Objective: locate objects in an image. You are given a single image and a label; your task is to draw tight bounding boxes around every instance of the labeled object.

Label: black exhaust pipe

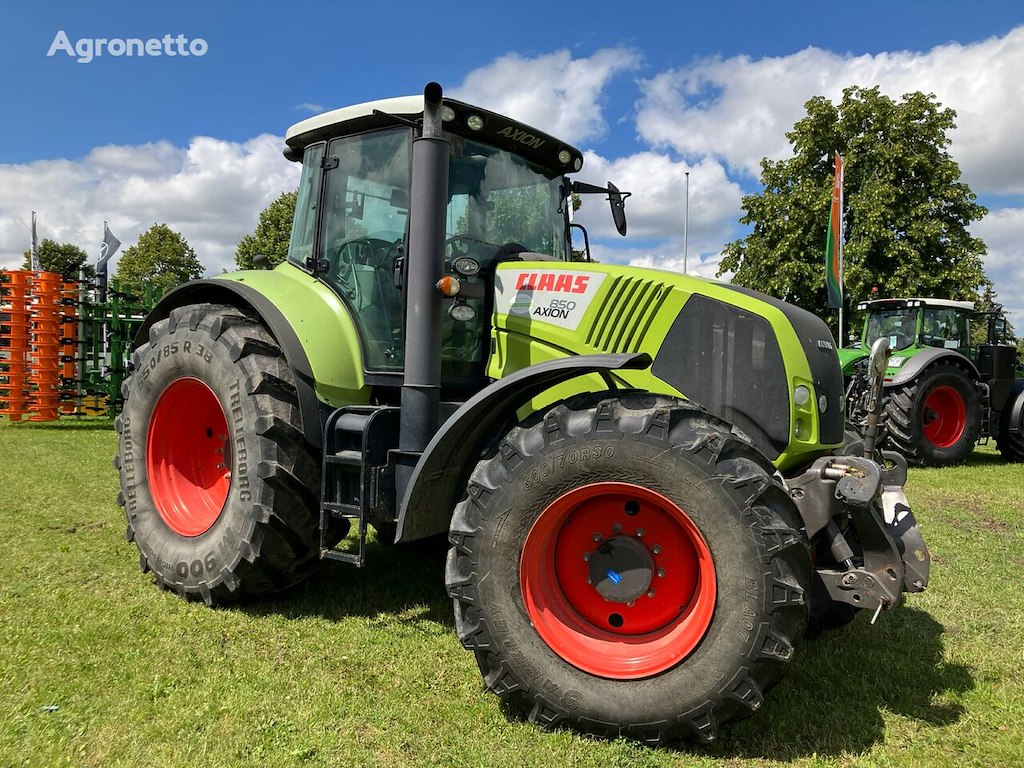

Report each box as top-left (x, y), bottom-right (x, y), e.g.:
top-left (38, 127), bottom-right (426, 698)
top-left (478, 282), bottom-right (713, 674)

top-left (397, 82), bottom-right (449, 499)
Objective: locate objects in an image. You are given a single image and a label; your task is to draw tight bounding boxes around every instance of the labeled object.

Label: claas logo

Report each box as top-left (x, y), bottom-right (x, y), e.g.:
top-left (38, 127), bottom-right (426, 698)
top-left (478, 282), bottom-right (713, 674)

top-left (515, 272), bottom-right (590, 294)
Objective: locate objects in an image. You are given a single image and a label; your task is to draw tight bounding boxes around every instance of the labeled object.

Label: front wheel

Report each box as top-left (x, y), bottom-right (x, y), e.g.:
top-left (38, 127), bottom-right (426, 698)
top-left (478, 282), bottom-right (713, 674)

top-left (445, 394), bottom-right (810, 744)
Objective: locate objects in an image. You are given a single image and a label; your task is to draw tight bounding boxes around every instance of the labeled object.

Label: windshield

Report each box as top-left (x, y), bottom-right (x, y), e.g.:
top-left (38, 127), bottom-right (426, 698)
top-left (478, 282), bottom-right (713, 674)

top-left (865, 308), bottom-right (917, 351)
top-left (445, 135), bottom-right (568, 262)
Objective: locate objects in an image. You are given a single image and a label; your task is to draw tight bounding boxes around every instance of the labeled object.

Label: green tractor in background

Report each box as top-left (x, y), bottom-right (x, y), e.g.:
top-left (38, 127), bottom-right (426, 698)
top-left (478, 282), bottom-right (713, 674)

top-left (116, 84), bottom-right (930, 744)
top-left (840, 297), bottom-right (1024, 466)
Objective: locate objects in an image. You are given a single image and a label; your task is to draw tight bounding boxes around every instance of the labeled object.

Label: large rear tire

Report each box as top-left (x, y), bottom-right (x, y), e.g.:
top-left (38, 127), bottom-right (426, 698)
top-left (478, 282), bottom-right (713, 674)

top-left (445, 394), bottom-right (810, 744)
top-left (883, 363), bottom-right (980, 466)
top-left (115, 304), bottom-right (341, 604)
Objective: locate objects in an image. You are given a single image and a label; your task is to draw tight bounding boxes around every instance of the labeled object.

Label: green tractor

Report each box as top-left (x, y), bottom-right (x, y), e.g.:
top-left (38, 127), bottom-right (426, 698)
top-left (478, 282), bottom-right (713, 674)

top-left (840, 297), bottom-right (1024, 466)
top-left (116, 84), bottom-right (930, 744)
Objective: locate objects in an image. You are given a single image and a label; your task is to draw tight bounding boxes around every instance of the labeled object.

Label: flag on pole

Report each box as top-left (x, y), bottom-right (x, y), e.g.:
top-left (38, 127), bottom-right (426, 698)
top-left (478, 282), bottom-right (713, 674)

top-left (99, 223), bottom-right (121, 266)
top-left (825, 152), bottom-right (844, 309)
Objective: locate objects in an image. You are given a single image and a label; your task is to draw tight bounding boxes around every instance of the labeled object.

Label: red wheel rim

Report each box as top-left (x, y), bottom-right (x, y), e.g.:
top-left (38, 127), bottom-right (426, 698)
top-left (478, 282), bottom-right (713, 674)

top-left (921, 385), bottom-right (967, 448)
top-left (520, 482), bottom-right (716, 680)
top-left (146, 377), bottom-right (231, 537)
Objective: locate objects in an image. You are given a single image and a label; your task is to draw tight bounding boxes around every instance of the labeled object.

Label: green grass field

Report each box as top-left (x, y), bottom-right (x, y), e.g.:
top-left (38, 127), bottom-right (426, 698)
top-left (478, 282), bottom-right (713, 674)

top-left (1, 417), bottom-right (1022, 767)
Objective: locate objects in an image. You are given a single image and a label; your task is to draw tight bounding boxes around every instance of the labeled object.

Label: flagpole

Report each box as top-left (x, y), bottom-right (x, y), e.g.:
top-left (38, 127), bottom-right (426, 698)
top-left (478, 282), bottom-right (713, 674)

top-left (683, 171), bottom-right (690, 273)
top-left (838, 163), bottom-right (844, 345)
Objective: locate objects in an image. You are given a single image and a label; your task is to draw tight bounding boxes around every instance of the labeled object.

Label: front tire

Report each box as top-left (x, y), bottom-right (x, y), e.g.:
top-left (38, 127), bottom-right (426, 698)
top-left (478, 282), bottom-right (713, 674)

top-left (884, 363), bottom-right (980, 466)
top-left (997, 381), bottom-right (1024, 462)
top-left (445, 394), bottom-right (810, 744)
top-left (115, 304), bottom-right (340, 604)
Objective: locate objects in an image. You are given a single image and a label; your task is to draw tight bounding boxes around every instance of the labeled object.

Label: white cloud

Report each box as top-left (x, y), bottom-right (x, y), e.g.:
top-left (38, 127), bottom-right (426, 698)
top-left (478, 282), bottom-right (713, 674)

top-left (635, 27), bottom-right (1024, 194)
top-left (0, 135), bottom-right (298, 275)
top-left (575, 150), bottom-right (742, 247)
top-left (454, 47), bottom-right (642, 144)
top-left (972, 208), bottom-right (1024, 331)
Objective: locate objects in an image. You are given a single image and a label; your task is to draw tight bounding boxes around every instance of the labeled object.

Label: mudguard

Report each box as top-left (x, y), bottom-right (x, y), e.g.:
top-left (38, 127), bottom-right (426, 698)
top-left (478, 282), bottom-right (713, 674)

top-left (133, 279), bottom-right (324, 448)
top-left (395, 352), bottom-right (653, 542)
top-left (887, 347), bottom-right (978, 387)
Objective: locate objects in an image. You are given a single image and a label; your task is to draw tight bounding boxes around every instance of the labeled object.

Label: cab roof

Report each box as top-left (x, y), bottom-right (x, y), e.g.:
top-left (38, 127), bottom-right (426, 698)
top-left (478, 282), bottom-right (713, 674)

top-left (856, 297), bottom-right (975, 312)
top-left (284, 95), bottom-right (584, 179)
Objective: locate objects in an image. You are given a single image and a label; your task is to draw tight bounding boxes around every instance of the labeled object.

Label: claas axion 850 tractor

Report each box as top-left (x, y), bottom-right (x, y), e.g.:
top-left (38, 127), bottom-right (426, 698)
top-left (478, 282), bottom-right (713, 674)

top-left (116, 84), bottom-right (930, 744)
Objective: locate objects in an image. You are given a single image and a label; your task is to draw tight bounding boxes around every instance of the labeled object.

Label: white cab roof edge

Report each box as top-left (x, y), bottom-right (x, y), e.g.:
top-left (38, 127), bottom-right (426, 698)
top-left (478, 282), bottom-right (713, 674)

top-left (285, 96), bottom-right (423, 142)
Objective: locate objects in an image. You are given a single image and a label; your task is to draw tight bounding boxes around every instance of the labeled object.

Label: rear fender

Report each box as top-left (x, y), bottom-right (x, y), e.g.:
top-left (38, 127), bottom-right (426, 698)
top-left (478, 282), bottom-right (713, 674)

top-left (135, 279), bottom-right (327, 448)
top-left (395, 352), bottom-right (652, 542)
top-left (886, 348), bottom-right (978, 387)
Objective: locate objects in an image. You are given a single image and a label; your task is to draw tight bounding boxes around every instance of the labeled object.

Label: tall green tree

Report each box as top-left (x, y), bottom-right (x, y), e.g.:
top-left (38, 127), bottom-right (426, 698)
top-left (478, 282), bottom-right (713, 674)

top-left (21, 239), bottom-right (94, 278)
top-left (235, 190), bottom-right (297, 269)
top-left (115, 224), bottom-right (203, 297)
top-left (719, 86), bottom-right (988, 329)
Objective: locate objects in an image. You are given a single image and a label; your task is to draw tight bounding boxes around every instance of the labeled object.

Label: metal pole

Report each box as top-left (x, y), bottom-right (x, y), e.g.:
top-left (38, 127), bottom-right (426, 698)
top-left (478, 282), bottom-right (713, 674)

top-left (30, 212), bottom-right (39, 271)
top-left (683, 172), bottom-right (690, 274)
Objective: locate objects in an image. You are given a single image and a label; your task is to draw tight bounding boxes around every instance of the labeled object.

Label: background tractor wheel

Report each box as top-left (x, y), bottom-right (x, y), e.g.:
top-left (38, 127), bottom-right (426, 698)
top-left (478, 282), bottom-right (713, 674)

top-left (883, 363), bottom-right (980, 466)
top-left (446, 393), bottom-right (810, 744)
top-left (115, 304), bottom-right (343, 604)
top-left (996, 381), bottom-right (1024, 462)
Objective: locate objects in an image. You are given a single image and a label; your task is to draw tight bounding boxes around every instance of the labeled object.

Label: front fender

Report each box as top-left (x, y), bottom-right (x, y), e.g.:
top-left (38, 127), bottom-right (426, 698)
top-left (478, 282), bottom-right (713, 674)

top-left (395, 352), bottom-right (652, 542)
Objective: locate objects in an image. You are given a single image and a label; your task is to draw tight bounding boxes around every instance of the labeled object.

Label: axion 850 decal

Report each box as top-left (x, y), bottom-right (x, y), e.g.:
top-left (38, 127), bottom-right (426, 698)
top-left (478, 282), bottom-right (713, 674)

top-left (494, 269), bottom-right (607, 331)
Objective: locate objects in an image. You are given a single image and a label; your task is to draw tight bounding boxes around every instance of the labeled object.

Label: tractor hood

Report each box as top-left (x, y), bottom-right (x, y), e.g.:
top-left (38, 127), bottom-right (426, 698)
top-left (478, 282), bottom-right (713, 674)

top-left (487, 261), bottom-right (845, 468)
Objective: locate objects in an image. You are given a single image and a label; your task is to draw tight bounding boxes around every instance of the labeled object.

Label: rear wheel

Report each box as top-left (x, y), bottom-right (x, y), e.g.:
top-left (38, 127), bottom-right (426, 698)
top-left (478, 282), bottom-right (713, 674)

top-left (884, 364), bottom-right (980, 466)
top-left (115, 304), bottom-right (341, 604)
top-left (446, 394), bottom-right (810, 744)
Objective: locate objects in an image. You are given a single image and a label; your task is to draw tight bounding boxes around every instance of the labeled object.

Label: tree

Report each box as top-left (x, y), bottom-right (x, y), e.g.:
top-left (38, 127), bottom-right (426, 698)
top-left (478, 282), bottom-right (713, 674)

top-left (21, 238), bottom-right (94, 279)
top-left (719, 87), bottom-right (988, 332)
top-left (235, 190), bottom-right (297, 269)
top-left (115, 224), bottom-right (203, 298)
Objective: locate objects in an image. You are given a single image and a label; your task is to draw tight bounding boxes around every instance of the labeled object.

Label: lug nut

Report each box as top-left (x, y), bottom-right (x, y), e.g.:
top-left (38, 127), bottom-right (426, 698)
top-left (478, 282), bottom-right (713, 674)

top-left (592, 533), bottom-right (601, 542)
top-left (612, 523), bottom-right (622, 533)
top-left (582, 553), bottom-right (591, 562)
top-left (647, 589), bottom-right (656, 598)
top-left (636, 528), bottom-right (645, 538)
top-left (652, 545), bottom-right (662, 555)
top-left (656, 568), bottom-right (665, 578)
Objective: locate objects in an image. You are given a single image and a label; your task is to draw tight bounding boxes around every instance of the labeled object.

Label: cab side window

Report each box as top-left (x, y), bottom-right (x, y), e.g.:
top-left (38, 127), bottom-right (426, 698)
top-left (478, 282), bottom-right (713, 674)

top-left (287, 143), bottom-right (325, 269)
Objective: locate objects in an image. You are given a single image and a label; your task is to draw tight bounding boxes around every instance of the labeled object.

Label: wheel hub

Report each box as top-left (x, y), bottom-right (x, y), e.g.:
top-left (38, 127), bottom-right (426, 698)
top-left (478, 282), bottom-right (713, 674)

top-left (146, 377), bottom-right (231, 537)
top-left (520, 482), bottom-right (716, 679)
top-left (587, 535), bottom-right (653, 603)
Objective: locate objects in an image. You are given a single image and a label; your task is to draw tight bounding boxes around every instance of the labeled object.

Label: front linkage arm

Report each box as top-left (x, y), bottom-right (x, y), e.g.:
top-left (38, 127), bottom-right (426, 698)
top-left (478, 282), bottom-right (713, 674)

top-left (787, 337), bottom-right (931, 621)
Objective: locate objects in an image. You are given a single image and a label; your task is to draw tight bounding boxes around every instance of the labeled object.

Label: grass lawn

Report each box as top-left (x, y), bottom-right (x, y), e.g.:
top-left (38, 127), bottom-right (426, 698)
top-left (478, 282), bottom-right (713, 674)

top-left (1, 417), bottom-right (1022, 767)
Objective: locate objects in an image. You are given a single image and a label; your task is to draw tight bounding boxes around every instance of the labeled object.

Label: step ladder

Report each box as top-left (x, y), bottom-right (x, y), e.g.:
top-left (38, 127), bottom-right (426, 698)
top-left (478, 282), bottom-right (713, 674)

top-left (319, 405), bottom-right (400, 566)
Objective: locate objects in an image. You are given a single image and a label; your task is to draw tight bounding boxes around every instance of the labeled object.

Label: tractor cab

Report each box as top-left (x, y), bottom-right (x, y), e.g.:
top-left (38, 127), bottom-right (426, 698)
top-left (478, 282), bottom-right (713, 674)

top-left (839, 298), bottom-right (975, 375)
top-left (282, 95), bottom-right (623, 386)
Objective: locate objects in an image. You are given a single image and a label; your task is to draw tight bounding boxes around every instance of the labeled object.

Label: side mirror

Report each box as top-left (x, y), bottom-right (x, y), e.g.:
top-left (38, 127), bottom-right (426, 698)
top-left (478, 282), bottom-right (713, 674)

top-left (608, 182), bottom-right (628, 237)
top-left (570, 180), bottom-right (631, 237)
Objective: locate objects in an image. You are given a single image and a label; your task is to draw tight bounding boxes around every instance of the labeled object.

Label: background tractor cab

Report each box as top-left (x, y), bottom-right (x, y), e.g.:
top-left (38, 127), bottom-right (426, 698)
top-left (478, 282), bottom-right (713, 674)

top-left (842, 297), bottom-right (1024, 465)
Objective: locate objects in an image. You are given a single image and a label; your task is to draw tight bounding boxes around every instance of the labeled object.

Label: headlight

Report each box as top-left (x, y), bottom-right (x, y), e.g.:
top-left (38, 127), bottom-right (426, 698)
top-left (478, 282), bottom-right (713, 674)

top-left (794, 385), bottom-right (810, 406)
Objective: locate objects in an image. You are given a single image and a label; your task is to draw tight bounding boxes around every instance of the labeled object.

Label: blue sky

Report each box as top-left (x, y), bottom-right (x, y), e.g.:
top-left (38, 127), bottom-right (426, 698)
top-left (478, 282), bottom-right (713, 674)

top-left (2, 0), bottom-right (1023, 325)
